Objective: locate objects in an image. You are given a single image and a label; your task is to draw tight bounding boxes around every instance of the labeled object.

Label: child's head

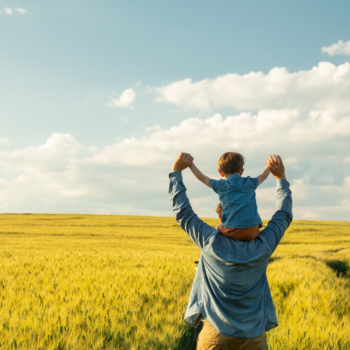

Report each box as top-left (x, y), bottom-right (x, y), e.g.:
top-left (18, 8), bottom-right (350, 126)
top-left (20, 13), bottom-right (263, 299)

top-left (218, 152), bottom-right (245, 177)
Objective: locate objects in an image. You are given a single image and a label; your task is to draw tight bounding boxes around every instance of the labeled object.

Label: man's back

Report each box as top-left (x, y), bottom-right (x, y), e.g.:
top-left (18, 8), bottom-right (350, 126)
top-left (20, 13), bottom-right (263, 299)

top-left (191, 232), bottom-right (276, 338)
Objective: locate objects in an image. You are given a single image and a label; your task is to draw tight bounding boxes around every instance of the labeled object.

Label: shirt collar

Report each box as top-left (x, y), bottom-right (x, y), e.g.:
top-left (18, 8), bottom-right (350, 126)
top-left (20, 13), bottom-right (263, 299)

top-left (226, 174), bottom-right (241, 180)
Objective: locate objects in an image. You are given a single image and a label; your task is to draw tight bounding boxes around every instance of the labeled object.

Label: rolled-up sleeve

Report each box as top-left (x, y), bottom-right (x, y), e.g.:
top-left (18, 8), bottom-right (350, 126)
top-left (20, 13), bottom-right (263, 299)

top-left (261, 179), bottom-right (293, 254)
top-left (249, 177), bottom-right (259, 189)
top-left (169, 171), bottom-right (215, 250)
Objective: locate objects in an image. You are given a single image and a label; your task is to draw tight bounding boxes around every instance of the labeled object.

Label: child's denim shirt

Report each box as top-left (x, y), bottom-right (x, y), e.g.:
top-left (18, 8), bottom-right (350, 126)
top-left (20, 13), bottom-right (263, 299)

top-left (210, 174), bottom-right (262, 229)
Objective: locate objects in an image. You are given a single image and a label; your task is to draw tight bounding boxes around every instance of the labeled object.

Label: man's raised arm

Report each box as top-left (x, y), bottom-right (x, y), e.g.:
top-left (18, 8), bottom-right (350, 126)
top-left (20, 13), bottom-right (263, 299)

top-left (261, 155), bottom-right (293, 254)
top-left (169, 152), bottom-right (216, 250)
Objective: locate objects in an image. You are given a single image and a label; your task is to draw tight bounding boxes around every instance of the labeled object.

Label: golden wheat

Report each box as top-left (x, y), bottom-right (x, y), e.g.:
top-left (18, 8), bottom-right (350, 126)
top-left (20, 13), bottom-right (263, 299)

top-left (0, 215), bottom-right (349, 349)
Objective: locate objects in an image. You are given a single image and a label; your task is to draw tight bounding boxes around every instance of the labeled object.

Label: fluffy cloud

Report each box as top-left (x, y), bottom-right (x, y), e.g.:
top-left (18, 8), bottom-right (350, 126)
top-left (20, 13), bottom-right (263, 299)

top-left (89, 109), bottom-right (350, 167)
top-left (154, 62), bottom-right (350, 111)
top-left (322, 40), bottom-right (350, 56)
top-left (108, 88), bottom-right (136, 108)
top-left (0, 108), bottom-right (349, 220)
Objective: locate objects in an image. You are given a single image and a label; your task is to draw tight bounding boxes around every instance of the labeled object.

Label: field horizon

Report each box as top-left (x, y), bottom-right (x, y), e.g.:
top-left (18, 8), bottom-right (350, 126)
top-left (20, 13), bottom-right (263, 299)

top-left (1, 212), bottom-right (350, 224)
top-left (1, 214), bottom-right (350, 349)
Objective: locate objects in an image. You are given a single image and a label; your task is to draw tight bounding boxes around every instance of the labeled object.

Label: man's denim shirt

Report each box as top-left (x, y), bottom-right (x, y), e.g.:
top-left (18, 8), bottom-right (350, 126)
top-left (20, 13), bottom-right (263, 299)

top-left (169, 171), bottom-right (293, 338)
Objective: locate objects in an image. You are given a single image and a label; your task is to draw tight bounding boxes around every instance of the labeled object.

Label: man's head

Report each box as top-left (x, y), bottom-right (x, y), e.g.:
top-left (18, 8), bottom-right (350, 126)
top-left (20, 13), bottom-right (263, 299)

top-left (218, 152), bottom-right (245, 178)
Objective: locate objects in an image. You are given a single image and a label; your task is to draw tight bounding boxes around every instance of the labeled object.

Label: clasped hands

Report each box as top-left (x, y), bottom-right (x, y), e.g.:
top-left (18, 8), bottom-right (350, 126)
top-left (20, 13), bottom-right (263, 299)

top-left (172, 152), bottom-right (286, 180)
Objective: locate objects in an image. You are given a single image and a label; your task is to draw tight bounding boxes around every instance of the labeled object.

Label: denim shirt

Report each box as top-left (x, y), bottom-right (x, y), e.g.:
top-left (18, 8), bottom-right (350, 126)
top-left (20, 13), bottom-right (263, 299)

top-left (210, 174), bottom-right (262, 228)
top-left (169, 171), bottom-right (293, 338)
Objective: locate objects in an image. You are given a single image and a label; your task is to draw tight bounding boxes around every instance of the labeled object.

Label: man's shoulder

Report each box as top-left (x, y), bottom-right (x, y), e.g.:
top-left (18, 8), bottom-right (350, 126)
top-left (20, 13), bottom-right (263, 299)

top-left (207, 233), bottom-right (271, 263)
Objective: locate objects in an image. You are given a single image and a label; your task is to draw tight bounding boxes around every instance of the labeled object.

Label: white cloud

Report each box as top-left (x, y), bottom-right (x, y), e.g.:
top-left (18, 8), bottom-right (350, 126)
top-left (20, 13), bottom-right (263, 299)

top-left (119, 116), bottom-right (128, 122)
top-left (154, 62), bottom-right (350, 111)
top-left (0, 108), bottom-right (349, 220)
top-left (0, 133), bottom-right (82, 173)
top-left (108, 88), bottom-right (136, 108)
top-left (0, 139), bottom-right (9, 143)
top-left (322, 40), bottom-right (350, 56)
top-left (87, 108), bottom-right (350, 168)
top-left (3, 7), bottom-right (12, 14)
top-left (1, 7), bottom-right (28, 15)
top-left (15, 8), bottom-right (28, 14)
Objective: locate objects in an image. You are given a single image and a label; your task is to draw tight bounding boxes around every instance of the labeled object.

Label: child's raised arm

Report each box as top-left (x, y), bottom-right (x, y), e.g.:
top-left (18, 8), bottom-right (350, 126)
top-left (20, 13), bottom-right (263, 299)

top-left (189, 163), bottom-right (211, 188)
top-left (256, 165), bottom-right (271, 186)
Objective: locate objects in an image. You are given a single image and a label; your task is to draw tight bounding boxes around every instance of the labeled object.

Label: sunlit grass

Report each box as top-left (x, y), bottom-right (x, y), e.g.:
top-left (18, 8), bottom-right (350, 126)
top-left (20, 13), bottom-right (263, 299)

top-left (0, 214), bottom-right (349, 349)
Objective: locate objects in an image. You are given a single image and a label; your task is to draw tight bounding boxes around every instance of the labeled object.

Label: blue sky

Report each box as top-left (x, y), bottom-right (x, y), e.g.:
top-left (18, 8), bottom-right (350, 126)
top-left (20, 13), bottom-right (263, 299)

top-left (1, 0), bottom-right (350, 220)
top-left (2, 0), bottom-right (350, 147)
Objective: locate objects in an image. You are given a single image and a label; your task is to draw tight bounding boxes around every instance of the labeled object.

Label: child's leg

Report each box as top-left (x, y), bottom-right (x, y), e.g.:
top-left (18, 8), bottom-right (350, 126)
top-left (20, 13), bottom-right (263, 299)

top-left (217, 225), bottom-right (260, 241)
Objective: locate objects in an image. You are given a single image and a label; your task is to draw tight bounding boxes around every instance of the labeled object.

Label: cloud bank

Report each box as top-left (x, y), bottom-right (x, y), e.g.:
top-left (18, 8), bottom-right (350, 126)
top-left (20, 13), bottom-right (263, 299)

top-left (155, 62), bottom-right (350, 111)
top-left (0, 107), bottom-right (349, 220)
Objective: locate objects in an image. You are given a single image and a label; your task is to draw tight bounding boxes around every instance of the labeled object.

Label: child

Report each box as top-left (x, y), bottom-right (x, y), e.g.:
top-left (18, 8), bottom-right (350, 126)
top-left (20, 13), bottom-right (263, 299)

top-left (189, 152), bottom-right (270, 241)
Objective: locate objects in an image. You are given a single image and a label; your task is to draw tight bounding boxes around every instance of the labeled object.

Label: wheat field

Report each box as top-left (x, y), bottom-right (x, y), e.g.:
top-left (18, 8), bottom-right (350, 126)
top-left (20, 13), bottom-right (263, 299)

top-left (0, 214), bottom-right (349, 349)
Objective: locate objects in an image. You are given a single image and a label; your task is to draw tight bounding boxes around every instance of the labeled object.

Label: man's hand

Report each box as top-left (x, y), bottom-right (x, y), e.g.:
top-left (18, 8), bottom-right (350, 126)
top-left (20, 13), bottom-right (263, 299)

top-left (266, 155), bottom-right (286, 180)
top-left (172, 152), bottom-right (194, 172)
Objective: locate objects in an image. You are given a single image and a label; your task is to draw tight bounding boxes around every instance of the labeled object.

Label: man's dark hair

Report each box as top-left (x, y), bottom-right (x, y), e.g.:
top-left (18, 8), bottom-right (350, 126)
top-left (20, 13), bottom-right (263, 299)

top-left (218, 152), bottom-right (245, 175)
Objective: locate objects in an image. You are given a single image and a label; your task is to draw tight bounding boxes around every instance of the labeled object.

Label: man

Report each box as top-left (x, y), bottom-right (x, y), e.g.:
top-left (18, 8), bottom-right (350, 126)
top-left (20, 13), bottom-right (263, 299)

top-left (169, 153), bottom-right (292, 350)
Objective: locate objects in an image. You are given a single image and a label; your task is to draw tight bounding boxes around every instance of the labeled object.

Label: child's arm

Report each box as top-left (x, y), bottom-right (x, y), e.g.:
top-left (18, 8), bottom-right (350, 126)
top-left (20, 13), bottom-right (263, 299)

top-left (256, 165), bottom-right (271, 186)
top-left (189, 162), bottom-right (211, 188)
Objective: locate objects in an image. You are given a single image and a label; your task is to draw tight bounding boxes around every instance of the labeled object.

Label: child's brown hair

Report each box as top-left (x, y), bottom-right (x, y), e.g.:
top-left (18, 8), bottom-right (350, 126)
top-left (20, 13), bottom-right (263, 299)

top-left (218, 152), bottom-right (245, 175)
